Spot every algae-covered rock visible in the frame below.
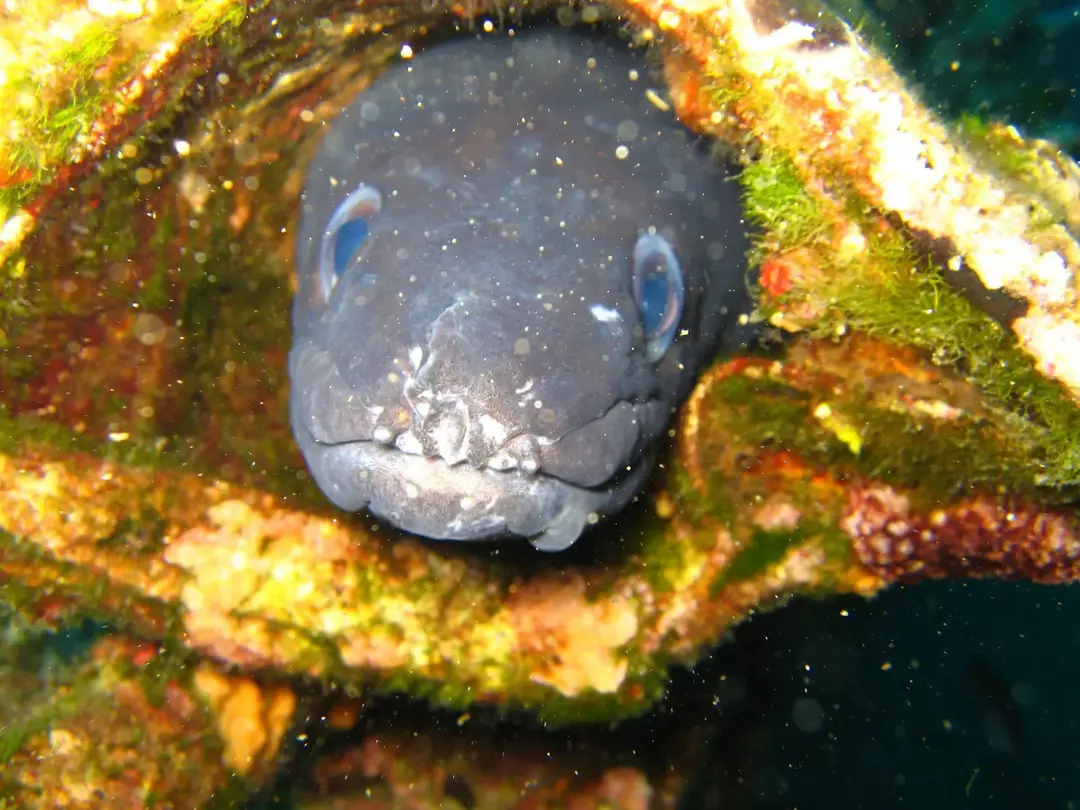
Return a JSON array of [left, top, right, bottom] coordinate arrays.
[[0, 632, 256, 806], [296, 701, 695, 808], [2, 0, 1080, 750]]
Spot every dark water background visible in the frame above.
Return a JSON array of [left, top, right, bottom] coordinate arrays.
[[877, 0, 1080, 154], [676, 581, 1080, 809], [674, 1, 1080, 806]]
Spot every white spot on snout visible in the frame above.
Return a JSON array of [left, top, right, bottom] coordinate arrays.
[[408, 345, 424, 371], [395, 430, 423, 455], [478, 414, 508, 445], [590, 304, 622, 324]]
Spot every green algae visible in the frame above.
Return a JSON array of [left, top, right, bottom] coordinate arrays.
[[0, 685, 86, 765], [0, 17, 122, 217], [96, 509, 170, 555], [708, 522, 854, 597], [707, 366, 1061, 502], [56, 18, 123, 78], [45, 96, 109, 154], [0, 259, 30, 357], [710, 526, 801, 597], [191, 0, 249, 40], [652, 350, 1074, 606], [735, 144, 1080, 494], [0, 627, 244, 804], [824, 241, 1080, 490], [0, 407, 169, 469], [740, 154, 829, 252], [0, 528, 182, 639]]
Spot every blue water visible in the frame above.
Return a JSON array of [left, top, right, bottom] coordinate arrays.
[[877, 0, 1080, 154], [678, 580, 1080, 808]]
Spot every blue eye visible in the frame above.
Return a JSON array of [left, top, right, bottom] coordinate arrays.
[[333, 219, 369, 276], [632, 232, 684, 362], [319, 184, 381, 301]]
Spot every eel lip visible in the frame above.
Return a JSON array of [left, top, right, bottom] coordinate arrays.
[[297, 438, 649, 551]]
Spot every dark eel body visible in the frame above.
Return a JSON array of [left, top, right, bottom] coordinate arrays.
[[289, 26, 749, 551]]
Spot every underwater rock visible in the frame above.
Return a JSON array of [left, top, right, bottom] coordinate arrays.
[[0, 636, 251, 807], [298, 708, 687, 809], [193, 664, 298, 779], [1, 0, 1080, 771]]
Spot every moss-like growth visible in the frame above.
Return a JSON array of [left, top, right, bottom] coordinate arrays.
[[740, 153, 829, 251], [736, 139, 1080, 493], [825, 236, 1080, 489]]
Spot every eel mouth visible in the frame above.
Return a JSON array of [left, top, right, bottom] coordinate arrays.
[[295, 329, 655, 490], [298, 437, 650, 551], [289, 331, 662, 549]]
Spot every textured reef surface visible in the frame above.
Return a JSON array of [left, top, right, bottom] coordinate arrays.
[[1, 0, 1080, 804]]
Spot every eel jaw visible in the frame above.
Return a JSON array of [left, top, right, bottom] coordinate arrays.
[[294, 434, 651, 552]]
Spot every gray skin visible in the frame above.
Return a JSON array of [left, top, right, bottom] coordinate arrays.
[[289, 27, 750, 551]]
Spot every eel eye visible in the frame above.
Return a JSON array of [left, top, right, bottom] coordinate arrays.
[[632, 232, 685, 362], [319, 184, 382, 301]]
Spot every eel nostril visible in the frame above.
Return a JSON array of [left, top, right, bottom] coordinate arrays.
[[372, 406, 410, 445], [486, 434, 541, 476]]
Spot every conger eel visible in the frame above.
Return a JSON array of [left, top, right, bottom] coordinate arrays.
[[289, 26, 750, 551]]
